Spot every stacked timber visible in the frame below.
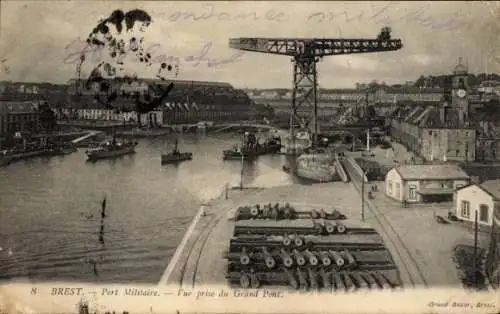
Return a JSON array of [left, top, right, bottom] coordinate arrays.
[[226, 203, 402, 292], [235, 203, 347, 221]]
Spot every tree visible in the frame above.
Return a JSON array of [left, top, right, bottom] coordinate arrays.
[[415, 75, 426, 87]]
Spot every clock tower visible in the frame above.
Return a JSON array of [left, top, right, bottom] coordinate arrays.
[[452, 57, 470, 123]]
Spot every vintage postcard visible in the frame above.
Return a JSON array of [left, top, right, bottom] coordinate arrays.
[[0, 0, 499, 313]]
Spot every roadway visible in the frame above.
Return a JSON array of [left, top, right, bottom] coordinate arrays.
[[341, 158, 428, 288]]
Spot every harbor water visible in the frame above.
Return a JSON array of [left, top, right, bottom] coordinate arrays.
[[0, 133, 298, 284]]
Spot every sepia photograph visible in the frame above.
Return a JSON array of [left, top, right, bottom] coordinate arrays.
[[0, 0, 499, 313]]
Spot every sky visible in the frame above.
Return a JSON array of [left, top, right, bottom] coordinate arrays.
[[0, 1, 499, 89]]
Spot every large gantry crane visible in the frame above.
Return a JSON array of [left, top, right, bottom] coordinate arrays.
[[229, 27, 403, 147]]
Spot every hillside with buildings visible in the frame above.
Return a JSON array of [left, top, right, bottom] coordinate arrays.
[[0, 78, 257, 145]]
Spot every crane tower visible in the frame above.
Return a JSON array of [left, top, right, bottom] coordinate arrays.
[[229, 27, 403, 146]]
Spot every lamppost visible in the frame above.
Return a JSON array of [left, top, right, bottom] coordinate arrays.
[[361, 168, 369, 222], [240, 131, 247, 190], [473, 208, 479, 287]]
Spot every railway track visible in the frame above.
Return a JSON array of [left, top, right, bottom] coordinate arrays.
[[176, 189, 270, 288], [342, 159, 429, 288]]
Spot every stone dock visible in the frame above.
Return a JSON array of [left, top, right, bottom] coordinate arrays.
[[159, 182, 406, 289]]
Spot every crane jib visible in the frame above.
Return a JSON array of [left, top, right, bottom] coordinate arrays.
[[228, 27, 403, 148]]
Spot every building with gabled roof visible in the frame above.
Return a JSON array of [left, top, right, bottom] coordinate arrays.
[[390, 59, 477, 162], [454, 180, 500, 227], [0, 101, 41, 141], [385, 164, 470, 203]]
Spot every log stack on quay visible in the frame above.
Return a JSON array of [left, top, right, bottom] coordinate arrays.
[[225, 203, 402, 291]]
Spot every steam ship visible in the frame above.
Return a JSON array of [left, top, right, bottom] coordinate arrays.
[[85, 136, 138, 162], [161, 139, 193, 164]]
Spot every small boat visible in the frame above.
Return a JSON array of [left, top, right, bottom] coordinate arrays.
[[48, 143, 78, 156], [0, 146, 51, 162], [223, 131, 274, 160], [161, 139, 192, 164], [0, 151, 12, 167], [256, 136, 282, 155], [85, 136, 138, 162], [222, 147, 256, 161]]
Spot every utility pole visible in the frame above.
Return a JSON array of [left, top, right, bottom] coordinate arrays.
[[366, 128, 371, 152], [473, 210, 479, 287], [361, 169, 369, 222], [240, 131, 245, 190]]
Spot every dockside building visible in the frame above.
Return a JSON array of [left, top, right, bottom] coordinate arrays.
[[391, 59, 477, 162]]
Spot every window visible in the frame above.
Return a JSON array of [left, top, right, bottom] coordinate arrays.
[[387, 181, 393, 194], [479, 204, 489, 222], [408, 185, 417, 200], [461, 200, 470, 218]]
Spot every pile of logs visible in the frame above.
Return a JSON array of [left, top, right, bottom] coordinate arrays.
[[235, 203, 347, 221], [226, 203, 400, 291]]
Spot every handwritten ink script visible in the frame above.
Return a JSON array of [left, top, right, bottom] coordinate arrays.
[[158, 3, 287, 22], [64, 38, 245, 68], [0, 58, 10, 74], [306, 3, 468, 30]]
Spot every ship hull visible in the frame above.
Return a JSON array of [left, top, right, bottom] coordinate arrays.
[[0, 156, 12, 166], [294, 153, 337, 182], [222, 153, 256, 161], [295, 166, 336, 182], [86, 146, 136, 161], [161, 153, 193, 164]]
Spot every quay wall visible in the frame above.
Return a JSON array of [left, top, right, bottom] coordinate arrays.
[[334, 156, 349, 183], [346, 156, 368, 182]]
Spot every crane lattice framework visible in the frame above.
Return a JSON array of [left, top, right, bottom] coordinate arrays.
[[229, 27, 403, 146]]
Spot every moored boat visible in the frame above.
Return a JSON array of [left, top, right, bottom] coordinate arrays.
[[0, 151, 12, 166], [161, 139, 193, 164], [294, 152, 337, 182], [0, 147, 52, 163], [222, 147, 257, 161], [256, 135, 282, 155], [85, 136, 138, 162]]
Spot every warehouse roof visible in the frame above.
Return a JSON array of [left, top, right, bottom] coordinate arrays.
[[394, 165, 470, 180]]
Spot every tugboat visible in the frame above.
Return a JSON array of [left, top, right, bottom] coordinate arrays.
[[257, 135, 282, 155], [161, 139, 193, 164], [222, 131, 258, 161], [223, 146, 256, 161], [47, 141, 78, 156], [0, 150, 12, 167], [85, 135, 138, 162]]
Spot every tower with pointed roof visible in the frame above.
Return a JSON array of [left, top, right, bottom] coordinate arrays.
[[451, 57, 470, 123]]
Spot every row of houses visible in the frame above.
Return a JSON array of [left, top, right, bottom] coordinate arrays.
[[248, 86, 499, 104], [58, 101, 251, 126], [248, 87, 446, 103]]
